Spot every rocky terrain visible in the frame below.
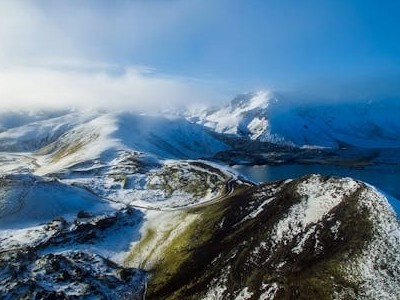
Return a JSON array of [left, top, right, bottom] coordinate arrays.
[[0, 250, 145, 300]]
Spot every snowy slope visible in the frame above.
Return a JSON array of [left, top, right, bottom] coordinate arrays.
[[268, 99, 400, 148], [0, 111, 99, 152], [0, 110, 70, 132], [113, 112, 229, 159], [0, 109, 232, 212], [34, 113, 119, 175], [32, 111, 229, 176], [0, 108, 234, 299], [186, 91, 282, 142], [0, 174, 114, 229], [185, 92, 400, 149]]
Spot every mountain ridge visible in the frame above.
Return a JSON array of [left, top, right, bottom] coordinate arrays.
[[184, 92, 400, 149], [145, 175, 400, 300]]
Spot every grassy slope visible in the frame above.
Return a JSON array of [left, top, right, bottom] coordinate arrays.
[[145, 178, 374, 300]]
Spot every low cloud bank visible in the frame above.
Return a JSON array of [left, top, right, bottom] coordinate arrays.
[[0, 65, 221, 111]]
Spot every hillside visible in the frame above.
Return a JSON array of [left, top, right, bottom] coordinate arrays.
[[144, 175, 400, 300]]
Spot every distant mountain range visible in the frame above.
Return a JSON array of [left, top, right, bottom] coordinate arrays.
[[183, 91, 400, 148]]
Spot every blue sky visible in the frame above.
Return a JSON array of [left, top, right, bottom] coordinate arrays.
[[0, 0, 399, 108]]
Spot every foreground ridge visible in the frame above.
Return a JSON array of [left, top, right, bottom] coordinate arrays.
[[146, 175, 400, 300]]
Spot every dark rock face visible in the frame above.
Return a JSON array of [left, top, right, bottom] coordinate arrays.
[[0, 207, 146, 300], [0, 250, 146, 299]]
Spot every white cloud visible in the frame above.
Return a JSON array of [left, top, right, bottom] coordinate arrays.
[[0, 0, 227, 111], [0, 65, 220, 110], [0, 0, 214, 66]]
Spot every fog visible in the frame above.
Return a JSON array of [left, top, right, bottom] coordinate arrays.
[[0, 65, 224, 111], [0, 0, 226, 111]]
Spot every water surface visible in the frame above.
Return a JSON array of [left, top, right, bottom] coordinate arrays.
[[234, 163, 400, 201]]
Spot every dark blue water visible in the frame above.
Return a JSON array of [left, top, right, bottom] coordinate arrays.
[[234, 164, 400, 212]]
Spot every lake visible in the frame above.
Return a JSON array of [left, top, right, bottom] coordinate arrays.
[[233, 163, 400, 202]]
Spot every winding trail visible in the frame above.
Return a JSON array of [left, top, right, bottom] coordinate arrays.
[[72, 176, 241, 213]]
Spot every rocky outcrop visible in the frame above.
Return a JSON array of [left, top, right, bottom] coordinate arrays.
[[0, 250, 145, 299]]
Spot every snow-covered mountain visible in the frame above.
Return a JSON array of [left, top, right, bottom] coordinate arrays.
[[185, 90, 281, 142], [0, 109, 71, 133], [185, 92, 400, 149], [0, 110, 229, 176], [0, 111, 228, 159], [0, 110, 97, 152], [270, 99, 400, 148]]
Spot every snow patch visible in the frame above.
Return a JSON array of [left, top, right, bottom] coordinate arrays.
[[272, 175, 359, 252], [341, 187, 400, 300], [202, 265, 231, 300], [259, 282, 279, 300], [234, 287, 253, 300]]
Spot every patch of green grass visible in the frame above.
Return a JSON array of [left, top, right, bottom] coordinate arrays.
[[149, 221, 197, 292], [50, 136, 97, 163], [124, 228, 156, 268], [124, 212, 205, 276], [36, 133, 99, 163], [147, 201, 228, 299]]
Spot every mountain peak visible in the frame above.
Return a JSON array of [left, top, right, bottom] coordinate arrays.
[[230, 90, 272, 111], [184, 90, 281, 141]]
